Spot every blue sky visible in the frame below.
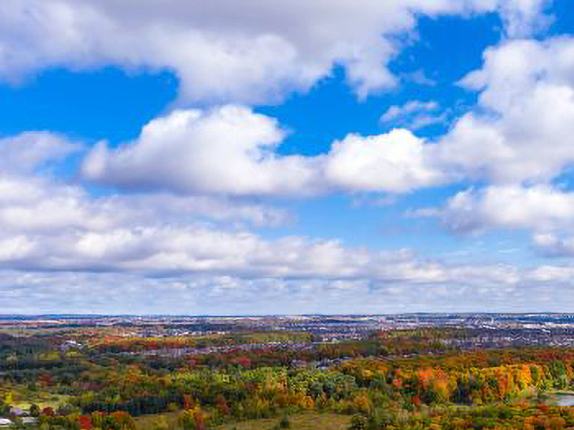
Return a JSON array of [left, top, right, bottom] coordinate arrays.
[[2, 0, 574, 314]]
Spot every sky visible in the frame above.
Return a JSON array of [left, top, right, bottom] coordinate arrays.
[[3, 0, 574, 315]]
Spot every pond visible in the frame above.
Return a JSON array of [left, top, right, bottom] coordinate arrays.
[[550, 393, 574, 406]]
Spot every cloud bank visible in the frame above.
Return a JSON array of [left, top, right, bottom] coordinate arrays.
[[0, 0, 550, 104], [1, 0, 574, 314]]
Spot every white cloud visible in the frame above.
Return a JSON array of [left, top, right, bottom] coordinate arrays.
[[323, 129, 445, 192], [528, 264, 574, 282], [0, 200, 539, 312], [7, 6, 563, 203], [381, 101, 439, 122], [0, 133, 530, 289], [437, 37, 574, 184], [403, 36, 574, 244], [0, 132, 442, 282], [380, 100, 448, 130], [0, 0, 550, 104], [0, 195, 504, 283], [82, 106, 450, 195], [0, 178, 291, 233], [0, 129, 293, 229], [1, 258, 574, 314], [0, 131, 77, 175], [403, 70, 438, 86], [532, 233, 574, 258], [0, 267, 563, 315], [82, 106, 321, 196], [0, 236, 35, 262], [428, 185, 574, 234], [0, 132, 572, 313], [498, 0, 552, 38], [0, 1, 569, 314], [79, 37, 574, 197]]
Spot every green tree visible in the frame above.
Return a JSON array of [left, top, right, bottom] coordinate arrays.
[[349, 414, 368, 430], [279, 416, 290, 428], [29, 404, 40, 418]]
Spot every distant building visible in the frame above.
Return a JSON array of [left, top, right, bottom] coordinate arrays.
[[59, 340, 81, 351]]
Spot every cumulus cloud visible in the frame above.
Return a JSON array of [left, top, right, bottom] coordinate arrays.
[[424, 185, 574, 234], [0, 130, 293, 230], [8, 3, 559, 203], [532, 233, 574, 258], [1, 267, 569, 315], [323, 129, 445, 192], [498, 0, 552, 38], [380, 100, 448, 130], [0, 164, 510, 284], [0, 131, 77, 175], [381, 101, 438, 122], [0, 0, 551, 104], [0, 0, 569, 314], [2, 255, 574, 314], [397, 35, 574, 249], [0, 178, 292, 233], [0, 174, 545, 314], [81, 36, 574, 197], [0, 132, 447, 282], [437, 37, 574, 184], [82, 106, 321, 195], [82, 106, 450, 195], [417, 183, 574, 260], [0, 134, 520, 304], [1, 131, 574, 313], [0, 134, 529, 283]]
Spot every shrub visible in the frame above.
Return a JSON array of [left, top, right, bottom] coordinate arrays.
[[279, 416, 290, 428], [349, 414, 368, 430]]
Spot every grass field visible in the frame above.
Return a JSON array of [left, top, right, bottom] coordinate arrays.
[[2, 391, 73, 411], [217, 413, 351, 430], [134, 412, 180, 430], [134, 411, 350, 430]]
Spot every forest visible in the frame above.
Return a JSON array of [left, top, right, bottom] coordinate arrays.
[[1, 326, 574, 429]]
